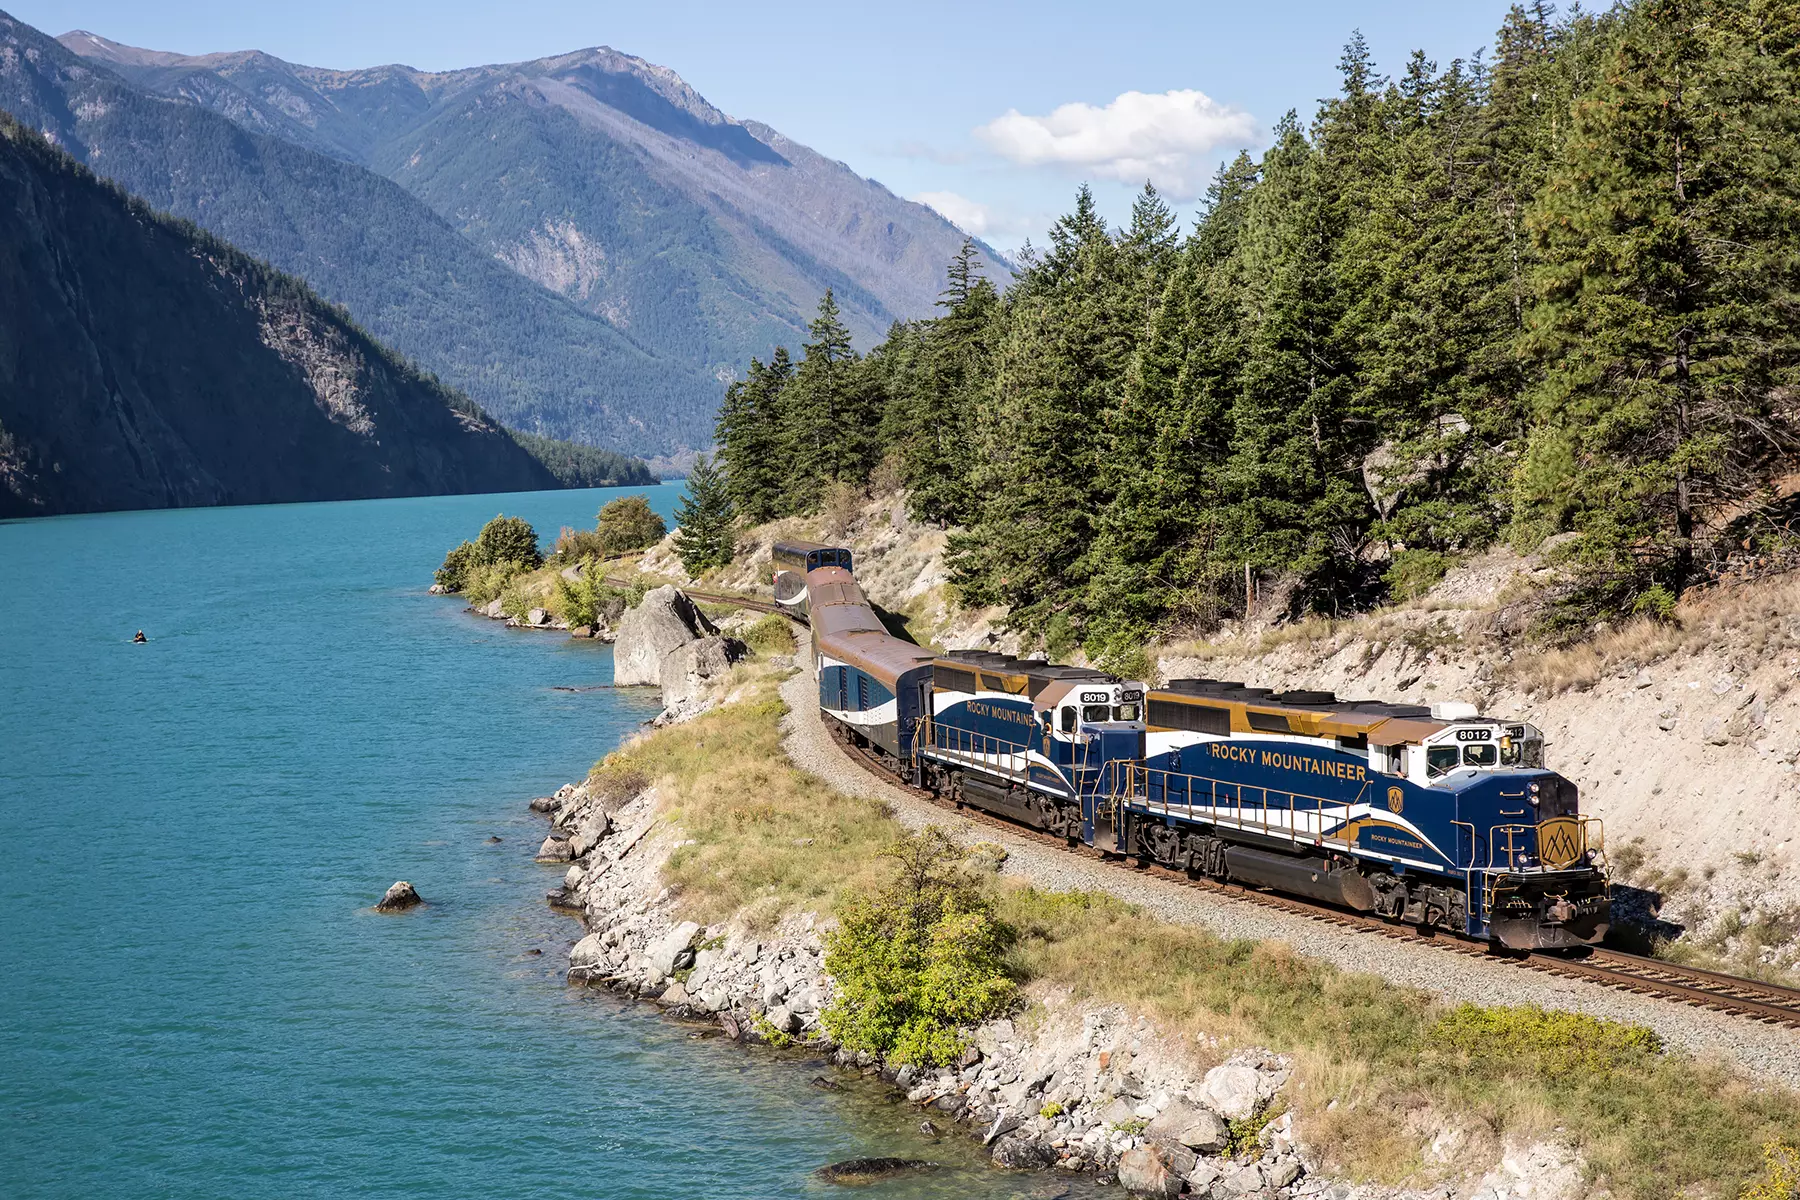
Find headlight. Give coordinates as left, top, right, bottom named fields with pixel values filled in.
left=1529, top=782, right=1541, bottom=793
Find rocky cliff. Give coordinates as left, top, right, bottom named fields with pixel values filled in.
left=0, top=114, right=556, bottom=518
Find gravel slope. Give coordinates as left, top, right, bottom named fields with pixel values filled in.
left=777, top=668, right=1800, bottom=1088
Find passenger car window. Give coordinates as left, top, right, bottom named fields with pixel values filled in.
left=1426, top=746, right=1460, bottom=777
left=1463, top=743, right=1497, bottom=767
left=1082, top=705, right=1111, bottom=723
left=1060, top=707, right=1077, bottom=733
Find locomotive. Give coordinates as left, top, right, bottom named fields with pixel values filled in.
left=790, top=544, right=1609, bottom=951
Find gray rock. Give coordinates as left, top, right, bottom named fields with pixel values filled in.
left=1187, top=1161, right=1224, bottom=1192
left=612, top=586, right=718, bottom=687
left=1201, top=1064, right=1263, bottom=1121
left=766, top=1005, right=801, bottom=1035
left=374, top=880, right=422, bottom=911
left=991, top=1134, right=1056, bottom=1170
left=1267, top=1158, right=1302, bottom=1188
left=660, top=981, right=690, bottom=1006
left=481, top=598, right=504, bottom=619
left=645, top=921, right=702, bottom=978
left=1116, top=1145, right=1184, bottom=1197
left=1220, top=1162, right=1264, bottom=1195
left=1149, top=1101, right=1227, bottom=1154
left=535, top=836, right=572, bottom=863
left=659, top=635, right=749, bottom=711
left=814, top=1158, right=935, bottom=1183
left=528, top=795, right=557, bottom=812
left=569, top=932, right=606, bottom=970
left=1100, top=1097, right=1138, bottom=1127
left=527, top=606, right=551, bottom=626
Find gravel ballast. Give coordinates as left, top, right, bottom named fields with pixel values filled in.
left=778, top=669, right=1800, bottom=1089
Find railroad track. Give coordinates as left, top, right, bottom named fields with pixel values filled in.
left=829, top=732, right=1800, bottom=1032
left=602, top=577, right=794, bottom=620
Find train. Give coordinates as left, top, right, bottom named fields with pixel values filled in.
left=785, top=540, right=1611, bottom=951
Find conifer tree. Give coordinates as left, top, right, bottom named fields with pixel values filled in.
left=783, top=290, right=867, bottom=498
left=1518, top=0, right=1800, bottom=607
left=715, top=349, right=792, bottom=523
left=672, top=453, right=736, bottom=574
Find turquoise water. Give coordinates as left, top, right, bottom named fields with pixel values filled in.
left=0, top=488, right=1089, bottom=1200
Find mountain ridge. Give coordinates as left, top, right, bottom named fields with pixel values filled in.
left=52, top=26, right=1011, bottom=397
left=0, top=111, right=560, bottom=518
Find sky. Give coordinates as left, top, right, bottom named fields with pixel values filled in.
left=13, top=0, right=1523, bottom=252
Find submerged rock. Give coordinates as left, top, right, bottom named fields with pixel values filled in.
left=992, top=1134, right=1056, bottom=1170
left=814, top=1158, right=935, bottom=1184
left=374, top=881, right=422, bottom=911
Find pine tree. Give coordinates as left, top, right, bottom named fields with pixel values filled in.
left=783, top=290, right=867, bottom=500
left=1518, top=0, right=1800, bottom=608
left=715, top=349, right=792, bottom=523
left=673, top=453, right=737, bottom=574
left=896, top=239, right=999, bottom=525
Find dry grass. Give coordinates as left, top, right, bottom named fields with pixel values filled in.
left=603, top=668, right=896, bottom=930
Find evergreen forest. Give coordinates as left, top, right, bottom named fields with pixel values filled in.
left=716, top=0, right=1800, bottom=658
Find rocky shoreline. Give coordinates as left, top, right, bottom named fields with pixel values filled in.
left=528, top=771, right=1581, bottom=1200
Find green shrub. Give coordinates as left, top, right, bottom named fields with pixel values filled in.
left=594, top=495, right=667, bottom=556
left=741, top=613, right=796, bottom=657
left=463, top=560, right=526, bottom=607
left=475, top=514, right=543, bottom=570
left=1427, top=1004, right=1663, bottom=1078
left=435, top=540, right=480, bottom=591
left=552, top=563, right=631, bottom=629
left=1383, top=549, right=1453, bottom=602
left=822, top=828, right=1016, bottom=1065
left=1741, top=1140, right=1800, bottom=1200
left=1084, top=616, right=1152, bottom=682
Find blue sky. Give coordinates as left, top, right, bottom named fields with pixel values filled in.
left=15, top=0, right=1522, bottom=251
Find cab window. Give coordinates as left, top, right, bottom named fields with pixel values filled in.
left=1060, top=706, right=1077, bottom=733
left=1426, top=746, right=1460, bottom=778
left=1082, top=704, right=1111, bottom=723
left=1114, top=703, right=1140, bottom=722
left=1464, top=742, right=1498, bottom=768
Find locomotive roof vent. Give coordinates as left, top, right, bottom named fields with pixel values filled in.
left=1430, top=701, right=1481, bottom=721
left=1269, top=689, right=1338, bottom=706
left=1164, top=678, right=1246, bottom=695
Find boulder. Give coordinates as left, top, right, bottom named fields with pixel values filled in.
left=1267, top=1157, right=1303, bottom=1188
left=1187, top=1161, right=1224, bottom=1193
left=659, top=635, right=749, bottom=711
left=528, top=795, right=557, bottom=813
left=984, top=1111, right=1023, bottom=1145
left=374, top=880, right=422, bottom=911
left=1201, top=1064, right=1263, bottom=1121
left=645, top=921, right=702, bottom=978
left=1117, top=1145, right=1185, bottom=1198
left=612, top=586, right=718, bottom=687
left=766, top=1005, right=802, bottom=1035
left=570, top=932, right=607, bottom=971
left=527, top=607, right=551, bottom=626
left=1219, top=1162, right=1264, bottom=1195
left=535, top=836, right=573, bottom=863
left=814, top=1159, right=935, bottom=1183
left=481, top=598, right=503, bottom=619
left=991, top=1134, right=1056, bottom=1169
left=1148, top=1100, right=1228, bottom=1154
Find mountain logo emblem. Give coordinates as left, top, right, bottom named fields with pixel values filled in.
left=1539, top=818, right=1582, bottom=869
left=1386, top=786, right=1404, bottom=814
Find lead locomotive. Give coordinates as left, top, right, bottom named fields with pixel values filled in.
left=789, top=539, right=1609, bottom=951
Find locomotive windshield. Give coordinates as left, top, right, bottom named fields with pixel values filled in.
left=1082, top=704, right=1111, bottom=722
left=1115, top=703, right=1140, bottom=721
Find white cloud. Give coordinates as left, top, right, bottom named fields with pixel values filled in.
left=912, top=190, right=997, bottom=236
left=974, top=89, right=1256, bottom=198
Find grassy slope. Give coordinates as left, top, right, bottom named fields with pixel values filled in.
left=592, top=662, right=1799, bottom=1199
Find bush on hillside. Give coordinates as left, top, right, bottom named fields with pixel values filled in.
left=822, top=828, right=1015, bottom=1066
left=594, top=495, right=666, bottom=556
left=476, top=514, right=543, bottom=570
left=435, top=540, right=481, bottom=591
left=551, top=565, right=632, bottom=629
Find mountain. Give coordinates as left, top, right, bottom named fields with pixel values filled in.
left=52, top=28, right=1010, bottom=423
left=0, top=112, right=560, bottom=518
left=0, top=11, right=715, bottom=458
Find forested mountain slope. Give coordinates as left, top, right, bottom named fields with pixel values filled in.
left=0, top=11, right=715, bottom=456
left=716, top=2, right=1800, bottom=650
left=0, top=113, right=558, bottom=518
left=56, top=32, right=1008, bottom=388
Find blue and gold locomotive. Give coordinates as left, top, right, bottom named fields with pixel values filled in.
left=797, top=545, right=1608, bottom=951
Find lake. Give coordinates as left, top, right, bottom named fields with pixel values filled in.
left=0, top=487, right=1090, bottom=1199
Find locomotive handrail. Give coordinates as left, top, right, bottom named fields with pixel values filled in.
left=1106, top=763, right=1365, bottom=851
left=916, top=714, right=1099, bottom=788
left=1479, top=815, right=1604, bottom=871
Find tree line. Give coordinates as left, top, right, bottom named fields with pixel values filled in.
left=715, top=0, right=1800, bottom=657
